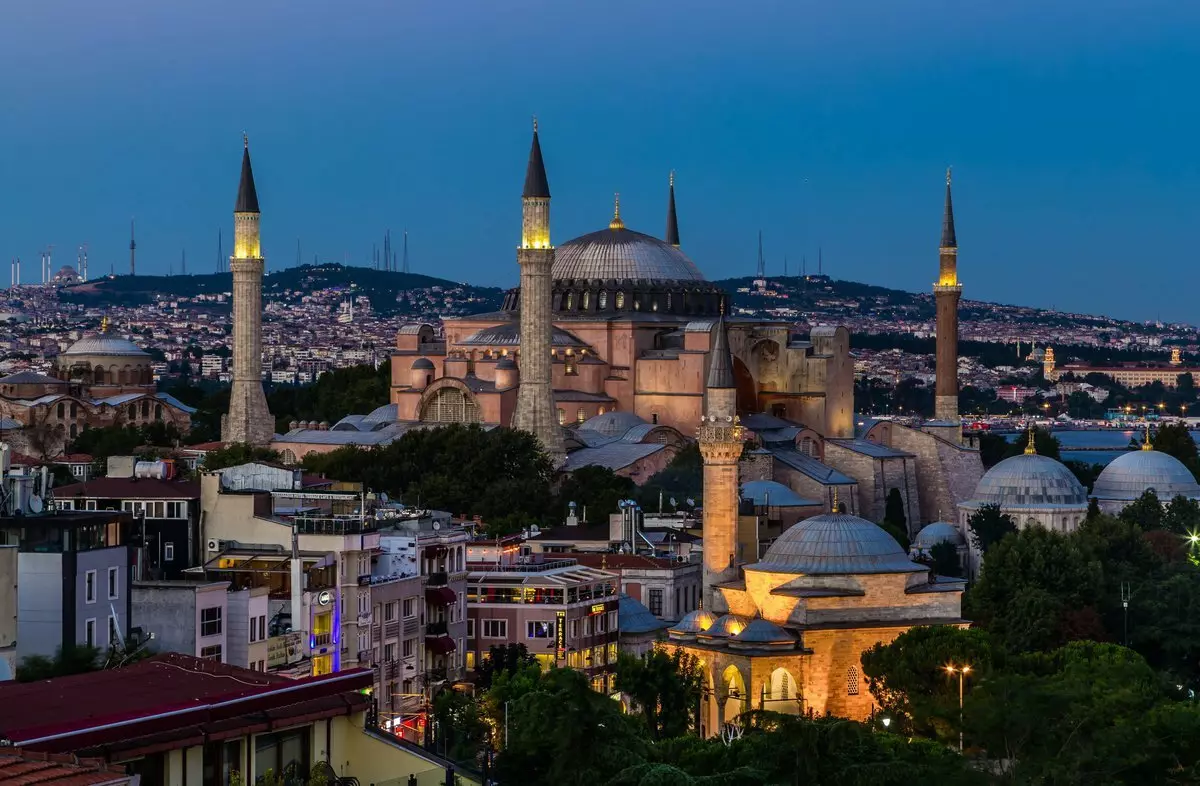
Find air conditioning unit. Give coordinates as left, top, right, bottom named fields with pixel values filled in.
left=207, top=539, right=220, bottom=553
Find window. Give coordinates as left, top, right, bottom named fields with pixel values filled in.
left=402, top=598, right=415, bottom=618
left=482, top=619, right=507, bottom=639
left=384, top=643, right=396, bottom=662
left=466, top=619, right=475, bottom=638
left=201, top=607, right=222, bottom=637
left=164, top=542, right=175, bottom=562
left=576, top=407, right=586, bottom=423
left=527, top=620, right=554, bottom=639
left=648, top=588, right=664, bottom=617
left=108, top=566, right=119, bottom=600
left=557, top=408, right=565, bottom=425
left=569, top=619, right=580, bottom=640
left=166, top=501, right=183, bottom=518
left=595, top=613, right=606, bottom=633
left=847, top=666, right=860, bottom=696
left=85, top=618, right=96, bottom=648
left=85, top=570, right=96, bottom=603
left=608, top=610, right=618, bottom=631
left=385, top=602, right=397, bottom=621
left=402, top=638, right=414, bottom=658
left=258, top=615, right=266, bottom=641
left=254, top=729, right=309, bottom=783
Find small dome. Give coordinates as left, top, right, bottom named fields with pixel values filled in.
left=62, top=334, right=149, bottom=358
left=667, top=608, right=716, bottom=640
left=751, top=513, right=924, bottom=575
left=730, top=618, right=794, bottom=647
left=1092, top=449, right=1200, bottom=502
left=913, top=522, right=966, bottom=549
left=578, top=411, right=647, bottom=437
left=973, top=453, right=1087, bottom=507
left=697, top=613, right=748, bottom=640
left=410, top=358, right=435, bottom=370
left=553, top=227, right=706, bottom=282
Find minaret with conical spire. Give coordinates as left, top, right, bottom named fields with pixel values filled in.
left=511, top=118, right=565, bottom=463
left=665, top=171, right=680, bottom=246
left=129, top=219, right=136, bottom=276
left=222, top=134, right=274, bottom=445
left=699, top=311, right=743, bottom=611
left=933, top=167, right=962, bottom=436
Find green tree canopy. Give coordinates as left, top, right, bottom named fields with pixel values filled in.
left=615, top=649, right=703, bottom=741
left=965, top=503, right=1016, bottom=556
left=202, top=442, right=281, bottom=471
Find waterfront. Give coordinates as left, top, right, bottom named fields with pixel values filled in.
left=1005, top=429, right=1200, bottom=466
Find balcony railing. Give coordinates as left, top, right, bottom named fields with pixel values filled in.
left=425, top=620, right=448, bottom=636
left=426, top=570, right=448, bottom=587
left=312, top=632, right=333, bottom=648
left=293, top=515, right=376, bottom=536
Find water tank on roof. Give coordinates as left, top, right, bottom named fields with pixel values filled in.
left=135, top=460, right=171, bottom=480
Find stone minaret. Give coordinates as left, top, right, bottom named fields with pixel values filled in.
left=665, top=171, right=680, bottom=247
left=511, top=120, right=565, bottom=464
left=221, top=135, right=274, bottom=445
left=933, top=167, right=961, bottom=433
left=699, top=316, right=743, bottom=611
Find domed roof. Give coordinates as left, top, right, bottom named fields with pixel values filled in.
left=553, top=227, right=706, bottom=282
left=62, top=334, right=149, bottom=358
left=668, top=608, right=716, bottom=640
left=730, top=618, right=794, bottom=647
left=578, top=411, right=648, bottom=437
left=410, top=358, right=435, bottom=370
left=913, top=521, right=966, bottom=549
left=1092, top=449, right=1200, bottom=501
left=697, top=613, right=748, bottom=640
left=750, top=513, right=924, bottom=575
left=972, top=453, right=1087, bottom=507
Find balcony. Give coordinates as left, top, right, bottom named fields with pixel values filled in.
left=311, top=632, right=333, bottom=648
left=292, top=515, right=376, bottom=536
left=426, top=570, right=449, bottom=587
left=425, top=620, right=448, bottom=637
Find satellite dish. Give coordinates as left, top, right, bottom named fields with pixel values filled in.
left=380, top=492, right=389, bottom=504
left=28, top=495, right=43, bottom=514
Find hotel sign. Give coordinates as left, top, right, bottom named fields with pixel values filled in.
left=555, top=610, right=566, bottom=659
left=590, top=603, right=606, bottom=615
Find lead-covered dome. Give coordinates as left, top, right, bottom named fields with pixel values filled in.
left=62, top=334, right=149, bottom=358
left=553, top=227, right=706, bottom=282
left=749, top=513, right=925, bottom=575
left=913, top=521, right=966, bottom=550
left=972, top=454, right=1087, bottom=507
left=1092, top=449, right=1200, bottom=502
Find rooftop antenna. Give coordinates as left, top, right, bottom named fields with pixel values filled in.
left=756, top=231, right=765, bottom=278
left=402, top=229, right=409, bottom=274
left=81, top=243, right=89, bottom=282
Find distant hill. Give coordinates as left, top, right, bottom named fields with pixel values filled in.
left=60, top=264, right=506, bottom=313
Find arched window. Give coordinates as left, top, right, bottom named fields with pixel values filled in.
left=582, top=291, right=590, bottom=310
left=57, top=403, right=64, bottom=419
left=141, top=400, right=149, bottom=418
left=128, top=403, right=136, bottom=419
left=280, top=449, right=298, bottom=465
left=847, top=666, right=860, bottom=695
left=598, top=407, right=606, bottom=416
left=557, top=408, right=565, bottom=425
left=70, top=402, right=78, bottom=418
left=615, top=291, right=625, bottom=309
left=69, top=423, right=78, bottom=439
left=155, top=404, right=163, bottom=421
left=419, top=386, right=481, bottom=424
left=566, top=293, right=574, bottom=310
left=599, top=291, right=608, bottom=309
left=576, top=408, right=586, bottom=424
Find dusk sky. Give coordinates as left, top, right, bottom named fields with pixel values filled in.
left=2, top=1, right=1197, bottom=322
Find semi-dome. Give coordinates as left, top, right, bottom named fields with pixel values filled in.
left=668, top=608, right=716, bottom=640
left=913, top=521, right=966, bottom=550
left=730, top=618, right=795, bottom=650
left=62, top=334, right=149, bottom=358
left=410, top=358, right=435, bottom=370
left=750, top=513, right=925, bottom=575
left=972, top=454, right=1087, bottom=507
left=1092, top=449, right=1200, bottom=501
left=553, top=227, right=706, bottom=282
left=578, top=411, right=648, bottom=437
left=697, top=613, right=749, bottom=640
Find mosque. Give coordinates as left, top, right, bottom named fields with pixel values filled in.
left=0, top=318, right=195, bottom=457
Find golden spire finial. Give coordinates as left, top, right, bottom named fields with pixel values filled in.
left=532, top=115, right=538, bottom=134
left=946, top=166, right=952, bottom=186
left=832, top=486, right=839, bottom=513
left=243, top=132, right=249, bottom=150
left=609, top=192, right=624, bottom=231
left=99, top=315, right=110, bottom=334
left=1024, top=422, right=1037, bottom=455
left=1143, top=425, right=1153, bottom=451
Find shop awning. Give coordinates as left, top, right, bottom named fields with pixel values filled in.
left=424, top=586, right=457, bottom=606
left=426, top=636, right=456, bottom=655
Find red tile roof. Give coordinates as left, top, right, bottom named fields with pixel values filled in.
left=7, top=453, right=93, bottom=467
left=0, top=652, right=372, bottom=754
left=55, top=477, right=200, bottom=500
left=0, top=749, right=131, bottom=785
left=183, top=441, right=225, bottom=452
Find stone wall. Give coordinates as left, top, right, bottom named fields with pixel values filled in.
left=823, top=446, right=921, bottom=528
left=888, top=425, right=983, bottom=526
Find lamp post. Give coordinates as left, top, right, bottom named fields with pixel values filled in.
left=944, top=663, right=971, bottom=752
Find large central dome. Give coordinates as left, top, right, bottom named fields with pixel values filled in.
left=748, top=512, right=925, bottom=575
left=553, top=227, right=706, bottom=282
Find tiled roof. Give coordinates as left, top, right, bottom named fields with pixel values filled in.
left=769, top=449, right=856, bottom=485
left=0, top=371, right=63, bottom=385
left=561, top=443, right=665, bottom=473
left=826, top=438, right=913, bottom=459
left=0, top=749, right=131, bottom=785
left=55, top=477, right=200, bottom=500
left=618, top=594, right=673, bottom=634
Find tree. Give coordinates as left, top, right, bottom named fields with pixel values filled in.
left=615, top=649, right=704, bottom=741
left=202, top=442, right=281, bottom=471
left=15, top=644, right=102, bottom=682
left=475, top=643, right=538, bottom=690
left=965, top=503, right=1016, bottom=555
left=1004, top=426, right=1061, bottom=461
left=860, top=625, right=995, bottom=742
left=555, top=466, right=636, bottom=526
left=637, top=444, right=703, bottom=512
left=430, top=686, right=486, bottom=763
left=1163, top=495, right=1200, bottom=536
left=1150, top=422, right=1200, bottom=480
left=1119, top=489, right=1164, bottom=532
left=927, top=540, right=963, bottom=578
left=883, top=488, right=906, bottom=534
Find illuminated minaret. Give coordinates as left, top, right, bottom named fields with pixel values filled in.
left=511, top=119, right=565, bottom=463
left=129, top=219, right=136, bottom=276
left=221, top=135, right=274, bottom=445
left=933, top=167, right=961, bottom=434
left=699, top=314, right=743, bottom=611
left=665, top=171, right=680, bottom=246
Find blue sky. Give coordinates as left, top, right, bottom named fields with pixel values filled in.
left=1, top=0, right=1197, bottom=322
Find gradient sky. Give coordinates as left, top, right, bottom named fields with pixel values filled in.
left=2, top=0, right=1198, bottom=322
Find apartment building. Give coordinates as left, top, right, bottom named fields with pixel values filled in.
left=130, top=580, right=270, bottom=669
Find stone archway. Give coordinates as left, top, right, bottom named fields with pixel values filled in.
left=767, top=667, right=801, bottom=716
left=732, top=357, right=758, bottom=416
left=418, top=379, right=482, bottom=423
left=721, top=664, right=748, bottom=726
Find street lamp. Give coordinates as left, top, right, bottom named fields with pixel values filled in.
left=881, top=716, right=891, bottom=730
left=944, top=663, right=972, bottom=752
